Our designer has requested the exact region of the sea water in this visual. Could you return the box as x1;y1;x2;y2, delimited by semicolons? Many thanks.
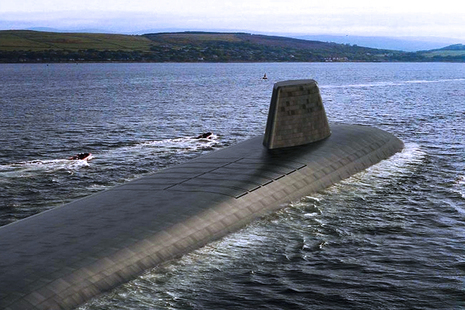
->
0;62;464;309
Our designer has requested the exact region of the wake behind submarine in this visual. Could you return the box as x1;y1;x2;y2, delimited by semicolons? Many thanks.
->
0;80;403;310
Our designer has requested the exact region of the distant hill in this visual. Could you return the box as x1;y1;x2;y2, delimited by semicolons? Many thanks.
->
293;35;460;52
442;44;465;51
433;44;465;51
0;30;462;63
0;30;153;52
417;44;465;61
143;32;401;62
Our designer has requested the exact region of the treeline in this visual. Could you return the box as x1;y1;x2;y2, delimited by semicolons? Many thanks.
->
0;47;389;63
0;49;149;63
0;43;462;63
148;41;392;62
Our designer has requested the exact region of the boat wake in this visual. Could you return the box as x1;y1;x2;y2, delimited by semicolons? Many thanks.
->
454;175;465;199
316;142;426;196
0;159;90;180
0;134;221;182
140;133;220;151
320;78;465;90
100;134;221;165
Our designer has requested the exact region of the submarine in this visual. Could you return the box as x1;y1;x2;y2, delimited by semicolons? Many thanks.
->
0;80;403;310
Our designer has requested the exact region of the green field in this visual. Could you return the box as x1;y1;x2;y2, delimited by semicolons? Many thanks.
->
0;30;153;51
421;50;465;57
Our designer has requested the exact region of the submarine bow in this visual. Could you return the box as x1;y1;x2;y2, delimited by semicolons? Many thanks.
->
0;80;403;310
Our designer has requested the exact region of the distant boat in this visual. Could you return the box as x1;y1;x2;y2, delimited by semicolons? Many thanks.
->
195;132;214;139
69;153;93;161
262;73;268;80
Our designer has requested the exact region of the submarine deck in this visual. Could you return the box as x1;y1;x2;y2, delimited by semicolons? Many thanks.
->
0;124;404;310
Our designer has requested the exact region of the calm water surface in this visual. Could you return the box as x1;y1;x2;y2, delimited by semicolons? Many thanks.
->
1;62;464;309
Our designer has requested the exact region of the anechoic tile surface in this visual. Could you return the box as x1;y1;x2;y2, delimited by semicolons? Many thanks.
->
0;124;403;310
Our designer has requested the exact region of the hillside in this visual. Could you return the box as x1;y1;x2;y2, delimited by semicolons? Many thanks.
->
0;30;153;51
144;32;404;62
417;44;465;61
0;30;462;63
438;44;465;50
295;35;460;52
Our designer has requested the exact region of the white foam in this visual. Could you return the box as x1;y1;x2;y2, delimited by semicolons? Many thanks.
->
103;135;221;160
0;158;90;179
307;142;426;201
454;175;465;200
320;78;465;90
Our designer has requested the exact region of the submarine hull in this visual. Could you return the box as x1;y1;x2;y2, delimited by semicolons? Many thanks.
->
0;124;403;310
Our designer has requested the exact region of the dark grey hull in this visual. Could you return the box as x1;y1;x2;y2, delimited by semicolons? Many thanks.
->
0;124;403;310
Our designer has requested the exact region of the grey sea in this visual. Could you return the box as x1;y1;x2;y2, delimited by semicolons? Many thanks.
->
1;62;464;309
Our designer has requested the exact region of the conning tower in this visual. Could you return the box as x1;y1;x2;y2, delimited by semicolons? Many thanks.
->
264;80;331;149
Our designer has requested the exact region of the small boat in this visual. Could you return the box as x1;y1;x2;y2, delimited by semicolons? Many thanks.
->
195;132;213;139
262;73;268;80
69;153;93;161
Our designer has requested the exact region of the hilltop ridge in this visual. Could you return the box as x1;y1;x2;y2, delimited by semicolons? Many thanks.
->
0;30;463;63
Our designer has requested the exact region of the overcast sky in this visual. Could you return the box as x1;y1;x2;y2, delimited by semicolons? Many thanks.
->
1;0;464;40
